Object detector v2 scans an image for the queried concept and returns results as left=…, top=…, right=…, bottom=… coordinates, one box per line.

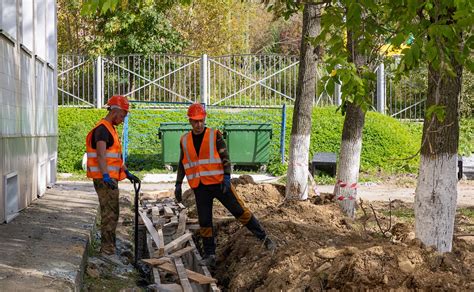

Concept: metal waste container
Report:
left=223, top=123, right=272, bottom=166
left=158, top=123, right=191, bottom=166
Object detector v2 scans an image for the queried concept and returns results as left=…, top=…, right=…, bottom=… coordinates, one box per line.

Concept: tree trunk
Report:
left=285, top=4, right=320, bottom=200
left=415, top=61, right=461, bottom=252
left=334, top=24, right=367, bottom=218
left=335, top=103, right=365, bottom=218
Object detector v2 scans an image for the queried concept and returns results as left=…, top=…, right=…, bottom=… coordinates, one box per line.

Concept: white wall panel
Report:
left=35, top=59, right=46, bottom=135
left=46, top=67, right=54, bottom=134
left=20, top=51, right=34, bottom=135
left=0, top=0, right=18, bottom=40
left=34, top=0, right=46, bottom=60
left=21, top=0, right=34, bottom=50
left=46, top=0, right=56, bottom=65
left=0, top=39, right=20, bottom=136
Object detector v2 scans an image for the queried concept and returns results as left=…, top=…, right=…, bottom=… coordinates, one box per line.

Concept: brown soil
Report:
left=182, top=177, right=474, bottom=291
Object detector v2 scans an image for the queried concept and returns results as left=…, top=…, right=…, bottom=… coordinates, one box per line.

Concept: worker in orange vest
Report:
left=85, top=95, right=140, bottom=256
left=175, top=103, right=275, bottom=268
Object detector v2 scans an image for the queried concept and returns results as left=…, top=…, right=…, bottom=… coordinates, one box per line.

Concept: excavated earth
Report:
left=182, top=175, right=474, bottom=291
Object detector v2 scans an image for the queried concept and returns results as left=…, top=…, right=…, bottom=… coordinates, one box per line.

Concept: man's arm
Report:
left=216, top=131, right=231, bottom=175
left=176, top=146, right=186, bottom=185
left=96, top=140, right=108, bottom=175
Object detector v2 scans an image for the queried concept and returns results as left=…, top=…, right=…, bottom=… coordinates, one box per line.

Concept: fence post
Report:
left=376, top=63, right=386, bottom=114
left=200, top=54, right=208, bottom=105
left=95, top=56, right=103, bottom=108
left=280, top=104, right=286, bottom=163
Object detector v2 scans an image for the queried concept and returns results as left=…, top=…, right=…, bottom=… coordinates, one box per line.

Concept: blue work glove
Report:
left=102, top=173, right=118, bottom=190
left=125, top=169, right=140, bottom=183
left=174, top=184, right=182, bottom=202
left=222, top=174, right=231, bottom=194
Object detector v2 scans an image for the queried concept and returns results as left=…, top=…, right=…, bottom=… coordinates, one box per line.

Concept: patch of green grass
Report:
left=383, top=208, right=415, bottom=219
left=458, top=208, right=474, bottom=219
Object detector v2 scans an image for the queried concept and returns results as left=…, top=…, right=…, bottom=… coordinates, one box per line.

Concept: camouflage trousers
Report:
left=93, top=178, right=119, bottom=255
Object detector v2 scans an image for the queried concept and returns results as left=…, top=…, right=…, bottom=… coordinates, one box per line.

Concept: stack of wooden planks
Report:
left=138, top=195, right=219, bottom=292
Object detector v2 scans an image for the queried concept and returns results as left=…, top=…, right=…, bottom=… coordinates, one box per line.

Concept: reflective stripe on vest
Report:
left=85, top=119, right=127, bottom=181
left=181, top=128, right=224, bottom=188
left=87, top=152, right=122, bottom=159
left=87, top=165, right=122, bottom=172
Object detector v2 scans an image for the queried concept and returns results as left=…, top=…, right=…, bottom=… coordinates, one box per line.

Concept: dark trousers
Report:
left=194, top=183, right=267, bottom=255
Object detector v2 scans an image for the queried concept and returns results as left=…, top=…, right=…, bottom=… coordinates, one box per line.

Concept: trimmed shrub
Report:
left=58, top=107, right=469, bottom=176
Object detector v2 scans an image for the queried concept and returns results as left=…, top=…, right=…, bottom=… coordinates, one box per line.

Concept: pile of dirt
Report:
left=191, top=177, right=474, bottom=291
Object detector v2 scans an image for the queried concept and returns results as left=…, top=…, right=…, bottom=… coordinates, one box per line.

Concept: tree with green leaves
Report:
left=287, top=0, right=472, bottom=252
left=81, top=0, right=186, bottom=55
left=285, top=3, right=322, bottom=200
left=385, top=0, right=473, bottom=252
left=315, top=1, right=388, bottom=216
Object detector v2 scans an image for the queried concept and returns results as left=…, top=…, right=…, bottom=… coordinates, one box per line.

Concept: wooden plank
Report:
left=178, top=203, right=186, bottom=209
left=157, top=262, right=217, bottom=284
left=186, top=218, right=199, bottom=224
left=157, top=228, right=165, bottom=256
left=146, top=236, right=161, bottom=285
left=188, top=240, right=220, bottom=292
left=174, top=210, right=188, bottom=239
left=174, top=258, right=193, bottom=292
left=164, top=233, right=193, bottom=253
left=153, top=245, right=195, bottom=259
left=151, top=206, right=160, bottom=225
left=170, top=216, right=179, bottom=225
left=186, top=224, right=200, bottom=231
left=164, top=206, right=174, bottom=217
left=139, top=210, right=165, bottom=257
left=142, top=257, right=172, bottom=266
left=155, top=283, right=183, bottom=292
left=169, top=246, right=195, bottom=258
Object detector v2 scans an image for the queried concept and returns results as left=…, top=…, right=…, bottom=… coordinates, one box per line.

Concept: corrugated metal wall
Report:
left=0, top=0, right=57, bottom=223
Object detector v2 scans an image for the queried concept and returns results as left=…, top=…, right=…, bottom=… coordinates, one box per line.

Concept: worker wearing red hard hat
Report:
left=85, top=95, right=140, bottom=257
left=175, top=103, right=275, bottom=268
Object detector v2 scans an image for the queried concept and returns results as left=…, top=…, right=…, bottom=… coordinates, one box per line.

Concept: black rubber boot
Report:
left=245, top=215, right=266, bottom=240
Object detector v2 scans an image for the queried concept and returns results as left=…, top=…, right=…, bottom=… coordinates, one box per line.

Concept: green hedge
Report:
left=58, top=107, right=471, bottom=176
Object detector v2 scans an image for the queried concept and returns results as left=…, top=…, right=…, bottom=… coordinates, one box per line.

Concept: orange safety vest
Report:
left=181, top=128, right=224, bottom=188
left=85, top=119, right=126, bottom=180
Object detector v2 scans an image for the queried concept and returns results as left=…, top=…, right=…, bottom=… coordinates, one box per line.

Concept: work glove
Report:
left=175, top=184, right=182, bottom=202
left=125, top=169, right=141, bottom=183
left=222, top=174, right=231, bottom=194
left=102, top=173, right=118, bottom=190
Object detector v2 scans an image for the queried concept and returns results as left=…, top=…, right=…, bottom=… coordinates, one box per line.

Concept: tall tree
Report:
left=167, top=0, right=251, bottom=55
left=285, top=3, right=321, bottom=200
left=317, top=1, right=386, bottom=216
left=386, top=0, right=473, bottom=252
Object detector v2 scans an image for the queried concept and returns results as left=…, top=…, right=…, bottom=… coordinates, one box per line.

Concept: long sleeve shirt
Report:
left=175, top=127, right=231, bottom=185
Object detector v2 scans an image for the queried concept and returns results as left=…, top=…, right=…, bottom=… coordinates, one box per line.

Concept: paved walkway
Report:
left=0, top=184, right=98, bottom=291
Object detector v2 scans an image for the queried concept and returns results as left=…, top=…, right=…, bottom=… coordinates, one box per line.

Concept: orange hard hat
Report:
left=187, top=103, right=206, bottom=120
left=107, top=95, right=129, bottom=112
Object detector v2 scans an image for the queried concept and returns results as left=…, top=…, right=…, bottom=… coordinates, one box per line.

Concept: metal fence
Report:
left=57, top=53, right=426, bottom=119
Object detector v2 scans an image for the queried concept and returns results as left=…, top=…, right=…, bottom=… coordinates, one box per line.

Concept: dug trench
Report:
left=182, top=175, right=474, bottom=291
left=83, top=175, right=474, bottom=290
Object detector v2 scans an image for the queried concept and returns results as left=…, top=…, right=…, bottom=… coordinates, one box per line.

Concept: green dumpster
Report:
left=223, top=123, right=272, bottom=166
left=158, top=123, right=191, bottom=166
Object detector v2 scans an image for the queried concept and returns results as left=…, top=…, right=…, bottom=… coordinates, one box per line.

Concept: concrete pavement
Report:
left=0, top=183, right=98, bottom=291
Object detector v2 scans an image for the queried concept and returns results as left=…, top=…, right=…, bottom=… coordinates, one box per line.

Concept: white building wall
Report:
left=0, top=0, right=57, bottom=223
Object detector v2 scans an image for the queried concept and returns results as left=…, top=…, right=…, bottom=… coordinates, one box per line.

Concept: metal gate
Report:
left=57, top=53, right=425, bottom=119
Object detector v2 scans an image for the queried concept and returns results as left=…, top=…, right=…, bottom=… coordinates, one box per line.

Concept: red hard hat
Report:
left=187, top=103, right=206, bottom=120
left=107, top=95, right=129, bottom=112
